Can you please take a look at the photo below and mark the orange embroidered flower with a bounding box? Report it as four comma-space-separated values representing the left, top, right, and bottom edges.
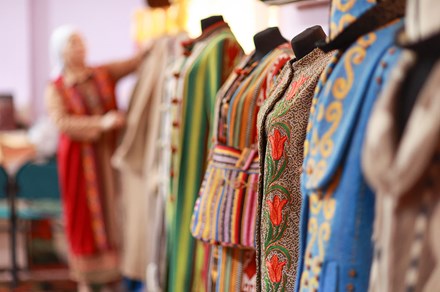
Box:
266, 254, 286, 283
286, 76, 308, 101
267, 195, 288, 226
269, 129, 287, 161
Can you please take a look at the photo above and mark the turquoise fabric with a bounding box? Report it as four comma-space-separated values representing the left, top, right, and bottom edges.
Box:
0, 167, 6, 198
14, 158, 61, 219
0, 167, 8, 218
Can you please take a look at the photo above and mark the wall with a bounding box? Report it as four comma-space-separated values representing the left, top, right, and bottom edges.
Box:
0, 0, 31, 121
37, 0, 144, 115
278, 1, 330, 41
0, 0, 143, 121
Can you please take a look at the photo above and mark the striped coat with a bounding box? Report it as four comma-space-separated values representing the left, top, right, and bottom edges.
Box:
167, 22, 244, 292
191, 43, 293, 291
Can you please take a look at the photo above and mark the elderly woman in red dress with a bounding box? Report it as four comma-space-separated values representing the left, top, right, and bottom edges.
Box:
46, 25, 144, 292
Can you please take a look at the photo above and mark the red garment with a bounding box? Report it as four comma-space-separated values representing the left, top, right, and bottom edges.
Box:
54, 68, 117, 256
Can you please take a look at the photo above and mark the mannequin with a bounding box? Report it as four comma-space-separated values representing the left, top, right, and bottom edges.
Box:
253, 27, 288, 60
294, 0, 405, 291
397, 43, 439, 139
397, 0, 440, 139
201, 15, 224, 32
291, 25, 326, 60
145, 0, 170, 8
255, 25, 331, 292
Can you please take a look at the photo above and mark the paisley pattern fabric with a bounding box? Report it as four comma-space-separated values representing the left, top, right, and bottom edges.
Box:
255, 48, 334, 292
296, 20, 404, 292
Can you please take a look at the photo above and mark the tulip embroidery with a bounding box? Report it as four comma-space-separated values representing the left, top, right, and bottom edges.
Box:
266, 254, 287, 283
267, 195, 288, 227
286, 76, 308, 101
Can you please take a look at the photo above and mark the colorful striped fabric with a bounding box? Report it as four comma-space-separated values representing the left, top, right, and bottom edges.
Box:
207, 246, 256, 292
191, 144, 259, 248
191, 44, 293, 250
167, 22, 244, 292
190, 43, 293, 291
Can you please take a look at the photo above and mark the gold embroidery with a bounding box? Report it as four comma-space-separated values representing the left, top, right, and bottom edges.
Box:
330, 14, 357, 39
307, 33, 377, 186
320, 102, 343, 158
300, 28, 377, 292
304, 140, 309, 157
333, 33, 376, 100
334, 0, 356, 12
300, 192, 336, 290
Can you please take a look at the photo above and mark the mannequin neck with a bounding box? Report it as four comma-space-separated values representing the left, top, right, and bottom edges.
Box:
253, 27, 287, 60
201, 15, 224, 32
291, 26, 326, 60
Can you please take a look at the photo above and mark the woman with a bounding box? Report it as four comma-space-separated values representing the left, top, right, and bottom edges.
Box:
46, 25, 144, 292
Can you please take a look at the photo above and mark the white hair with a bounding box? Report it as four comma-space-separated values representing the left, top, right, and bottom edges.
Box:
50, 25, 78, 79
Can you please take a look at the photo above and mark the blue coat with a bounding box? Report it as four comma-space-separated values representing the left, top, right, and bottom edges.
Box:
295, 20, 404, 292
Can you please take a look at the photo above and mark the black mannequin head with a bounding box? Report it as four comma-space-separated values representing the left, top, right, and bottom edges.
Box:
291, 26, 326, 60
253, 27, 288, 60
201, 15, 224, 32
145, 0, 170, 8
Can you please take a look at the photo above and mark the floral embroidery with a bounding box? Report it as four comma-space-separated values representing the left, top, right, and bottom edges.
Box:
286, 76, 308, 101
263, 126, 291, 291
266, 254, 286, 283
269, 129, 288, 161
267, 195, 288, 226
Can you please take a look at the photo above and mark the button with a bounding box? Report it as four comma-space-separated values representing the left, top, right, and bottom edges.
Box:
234, 180, 244, 189
173, 72, 180, 78
307, 166, 313, 175
169, 195, 176, 202
380, 61, 387, 68
376, 77, 382, 85
171, 146, 177, 154
171, 98, 180, 104
389, 47, 396, 55
172, 121, 180, 128
183, 50, 191, 57
349, 269, 357, 278
170, 170, 175, 178
346, 284, 354, 291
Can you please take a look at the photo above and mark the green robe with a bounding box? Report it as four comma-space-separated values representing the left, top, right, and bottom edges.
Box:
167, 22, 244, 292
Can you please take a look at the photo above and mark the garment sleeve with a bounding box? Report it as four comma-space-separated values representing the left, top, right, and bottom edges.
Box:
45, 84, 103, 142
104, 52, 144, 82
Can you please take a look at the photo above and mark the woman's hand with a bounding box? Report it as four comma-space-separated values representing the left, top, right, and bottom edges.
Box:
101, 110, 126, 130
